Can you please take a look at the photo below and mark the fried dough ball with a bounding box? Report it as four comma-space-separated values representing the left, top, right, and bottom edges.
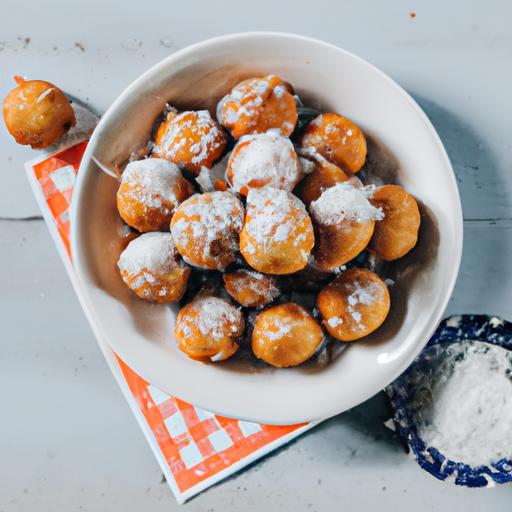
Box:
294, 157, 350, 205
317, 267, 390, 342
217, 75, 297, 139
117, 232, 190, 303
170, 191, 244, 270
240, 187, 314, 275
309, 183, 384, 271
3, 78, 76, 149
174, 296, 244, 362
227, 131, 302, 196
299, 113, 367, 173
116, 158, 193, 232
252, 303, 324, 367
153, 110, 227, 173
223, 269, 280, 307
369, 184, 421, 261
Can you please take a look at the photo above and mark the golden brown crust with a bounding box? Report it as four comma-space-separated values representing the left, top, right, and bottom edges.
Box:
312, 219, 375, 272
317, 267, 390, 342
252, 303, 324, 367
3, 79, 76, 149
298, 112, 367, 173
153, 110, 227, 173
174, 297, 244, 362
239, 188, 314, 275
223, 269, 279, 307
170, 191, 244, 270
369, 184, 421, 260
217, 75, 297, 139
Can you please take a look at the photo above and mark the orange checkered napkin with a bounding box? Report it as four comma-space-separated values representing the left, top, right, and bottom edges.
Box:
25, 142, 316, 504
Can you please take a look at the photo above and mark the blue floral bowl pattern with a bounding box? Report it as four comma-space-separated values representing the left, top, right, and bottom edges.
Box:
386, 314, 512, 487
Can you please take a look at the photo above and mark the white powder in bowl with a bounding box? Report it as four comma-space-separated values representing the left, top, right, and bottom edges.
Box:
412, 341, 512, 467
228, 131, 302, 194
309, 182, 384, 225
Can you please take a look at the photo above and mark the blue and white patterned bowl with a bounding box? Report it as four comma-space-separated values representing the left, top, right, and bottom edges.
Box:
387, 314, 512, 487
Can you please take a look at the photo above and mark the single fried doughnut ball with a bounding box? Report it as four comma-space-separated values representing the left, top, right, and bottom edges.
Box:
116, 158, 194, 232
117, 232, 191, 303
223, 269, 280, 307
299, 113, 367, 173
294, 157, 350, 205
240, 187, 314, 275
174, 296, 244, 362
317, 267, 390, 342
252, 303, 324, 367
217, 75, 297, 139
309, 182, 384, 271
227, 131, 302, 196
3, 78, 76, 149
369, 184, 421, 261
170, 191, 244, 270
153, 110, 227, 173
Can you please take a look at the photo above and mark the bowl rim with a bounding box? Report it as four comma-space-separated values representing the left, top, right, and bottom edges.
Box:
70, 31, 463, 424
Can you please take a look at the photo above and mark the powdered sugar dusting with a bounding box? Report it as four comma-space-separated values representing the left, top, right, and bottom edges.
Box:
226, 269, 280, 306
118, 232, 181, 283
244, 187, 310, 248
298, 156, 316, 175
120, 158, 186, 211
266, 317, 292, 341
194, 297, 243, 341
217, 77, 272, 128
170, 191, 244, 269
327, 316, 344, 327
228, 131, 301, 193
345, 277, 383, 330
310, 182, 384, 225
195, 166, 214, 192
156, 110, 224, 167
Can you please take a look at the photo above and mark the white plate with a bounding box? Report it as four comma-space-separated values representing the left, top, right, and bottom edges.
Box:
70, 32, 463, 425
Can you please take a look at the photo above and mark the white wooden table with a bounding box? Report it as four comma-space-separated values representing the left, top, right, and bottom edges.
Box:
1, 1, 511, 510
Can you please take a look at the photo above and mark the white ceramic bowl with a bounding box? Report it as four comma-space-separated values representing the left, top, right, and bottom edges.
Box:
70, 32, 463, 425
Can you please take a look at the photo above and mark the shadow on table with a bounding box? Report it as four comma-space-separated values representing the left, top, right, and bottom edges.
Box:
411, 93, 510, 313
412, 93, 507, 222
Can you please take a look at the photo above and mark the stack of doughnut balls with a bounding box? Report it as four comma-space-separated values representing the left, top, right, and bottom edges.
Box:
116, 75, 421, 368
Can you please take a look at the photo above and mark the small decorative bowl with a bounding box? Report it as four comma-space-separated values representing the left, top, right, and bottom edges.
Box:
387, 314, 512, 487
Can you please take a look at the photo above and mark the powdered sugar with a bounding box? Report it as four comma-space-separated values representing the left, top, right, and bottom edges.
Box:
309, 182, 384, 225
244, 187, 310, 247
266, 317, 292, 341
217, 76, 272, 128
226, 269, 280, 306
156, 110, 224, 167
195, 167, 214, 192
118, 232, 181, 280
412, 341, 512, 466
170, 191, 244, 269
298, 156, 316, 175
228, 131, 302, 194
327, 316, 344, 327
194, 297, 243, 341
120, 158, 186, 210
345, 277, 383, 330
